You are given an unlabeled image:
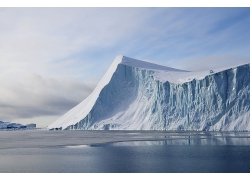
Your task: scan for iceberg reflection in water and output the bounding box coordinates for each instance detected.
[64,131,250,147]
[111,137,250,146]
[0,130,249,173]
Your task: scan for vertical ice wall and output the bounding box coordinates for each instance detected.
[65,62,250,131]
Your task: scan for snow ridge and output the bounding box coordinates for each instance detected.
[48,55,123,129]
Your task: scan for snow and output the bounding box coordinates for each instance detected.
[121,56,187,72]
[48,55,250,131]
[153,64,248,84]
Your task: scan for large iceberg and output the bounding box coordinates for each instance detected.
[48,56,250,131]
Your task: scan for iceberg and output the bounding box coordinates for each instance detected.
[0,120,36,130]
[48,56,250,131]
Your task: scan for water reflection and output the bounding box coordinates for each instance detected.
[1,131,250,173]
[64,132,250,148]
[112,137,250,146]
[109,131,250,146]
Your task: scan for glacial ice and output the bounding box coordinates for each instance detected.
[48,56,250,131]
[0,120,36,130]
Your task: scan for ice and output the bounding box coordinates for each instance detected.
[0,121,36,130]
[48,56,250,131]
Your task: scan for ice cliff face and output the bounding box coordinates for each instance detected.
[48,56,250,131]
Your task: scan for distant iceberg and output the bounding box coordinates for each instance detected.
[0,120,36,130]
[48,56,250,131]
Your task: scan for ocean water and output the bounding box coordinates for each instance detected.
[0,130,249,173]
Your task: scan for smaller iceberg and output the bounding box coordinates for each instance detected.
[0,120,36,130]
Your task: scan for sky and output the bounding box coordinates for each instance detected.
[0,4,250,128]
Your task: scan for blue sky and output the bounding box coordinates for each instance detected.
[0,7,250,127]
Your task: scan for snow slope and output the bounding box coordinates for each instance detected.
[48,56,250,131]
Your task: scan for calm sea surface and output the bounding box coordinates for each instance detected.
[0,130,249,173]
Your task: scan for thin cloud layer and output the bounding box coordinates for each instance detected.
[0,73,97,121]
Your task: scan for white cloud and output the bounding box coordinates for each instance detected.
[0,73,97,125]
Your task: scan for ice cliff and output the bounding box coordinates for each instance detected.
[48,55,250,131]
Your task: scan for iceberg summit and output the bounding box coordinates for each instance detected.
[48,55,250,131]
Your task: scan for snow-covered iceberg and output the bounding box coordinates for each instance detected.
[0,120,36,130]
[48,55,250,131]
